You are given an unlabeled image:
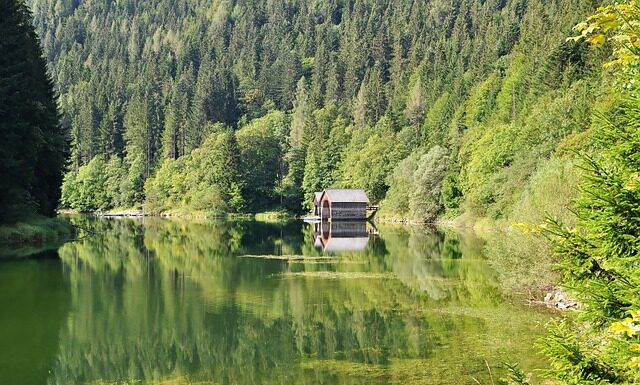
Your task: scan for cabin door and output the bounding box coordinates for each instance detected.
[321,200,331,220]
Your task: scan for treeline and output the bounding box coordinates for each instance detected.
[0,0,66,223]
[32,0,604,220]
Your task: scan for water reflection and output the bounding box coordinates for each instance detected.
[312,221,372,252]
[0,257,69,384]
[0,217,550,385]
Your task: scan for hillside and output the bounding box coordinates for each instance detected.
[30,0,608,221]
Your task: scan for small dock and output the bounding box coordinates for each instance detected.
[95,210,148,218]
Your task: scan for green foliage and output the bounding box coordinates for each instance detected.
[384,153,422,217]
[464,74,502,128]
[410,146,450,223]
[540,5,640,384]
[499,362,532,385]
[123,154,146,206]
[0,0,66,222]
[187,130,244,213]
[540,320,627,385]
[32,0,604,219]
[236,111,288,212]
[422,91,452,147]
[458,80,595,219]
[0,216,74,246]
[144,158,187,213]
[510,157,580,226]
[145,130,244,215]
[495,54,529,122]
[301,104,351,207]
[441,171,464,215]
[61,157,109,212]
[545,99,640,320]
[340,118,409,202]
[383,146,449,222]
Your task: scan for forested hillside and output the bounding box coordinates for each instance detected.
[31,0,607,220]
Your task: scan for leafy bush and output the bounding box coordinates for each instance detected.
[384,152,422,216]
[236,111,287,211]
[60,157,109,212]
[382,146,449,222]
[510,157,579,225]
[61,155,143,212]
[145,130,244,214]
[410,146,450,223]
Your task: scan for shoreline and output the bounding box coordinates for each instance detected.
[0,216,75,245]
[25,211,574,310]
[0,216,76,259]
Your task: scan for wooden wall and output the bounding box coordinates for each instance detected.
[329,202,366,220]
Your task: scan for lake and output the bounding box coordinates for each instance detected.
[0,217,551,385]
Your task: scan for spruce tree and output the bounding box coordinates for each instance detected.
[0,0,66,222]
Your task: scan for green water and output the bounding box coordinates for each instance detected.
[0,217,551,385]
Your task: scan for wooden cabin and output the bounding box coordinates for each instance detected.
[313,192,323,216]
[319,189,369,220]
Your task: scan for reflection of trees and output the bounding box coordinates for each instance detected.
[0,258,69,385]
[379,226,501,306]
[50,218,547,385]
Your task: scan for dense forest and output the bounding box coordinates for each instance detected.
[0,0,66,223]
[28,0,605,221]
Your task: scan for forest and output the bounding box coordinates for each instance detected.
[28,0,605,222]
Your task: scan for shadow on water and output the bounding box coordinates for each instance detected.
[0,217,553,385]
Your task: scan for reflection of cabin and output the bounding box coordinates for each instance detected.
[317,189,369,220]
[313,221,369,252]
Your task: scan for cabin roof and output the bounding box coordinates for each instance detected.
[313,192,323,203]
[322,189,369,203]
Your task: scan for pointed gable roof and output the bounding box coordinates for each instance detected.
[321,189,369,203]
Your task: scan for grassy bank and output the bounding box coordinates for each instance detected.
[0,216,75,245]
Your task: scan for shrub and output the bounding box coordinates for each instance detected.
[409,146,450,223]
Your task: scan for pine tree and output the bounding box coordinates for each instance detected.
[0,0,66,221]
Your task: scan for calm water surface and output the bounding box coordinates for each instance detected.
[0,217,550,385]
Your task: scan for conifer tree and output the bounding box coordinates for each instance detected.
[0,0,66,221]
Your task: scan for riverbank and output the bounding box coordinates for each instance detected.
[442,217,577,311]
[78,205,564,302]
[376,211,573,311]
[0,216,75,259]
[75,207,294,222]
[0,216,75,245]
